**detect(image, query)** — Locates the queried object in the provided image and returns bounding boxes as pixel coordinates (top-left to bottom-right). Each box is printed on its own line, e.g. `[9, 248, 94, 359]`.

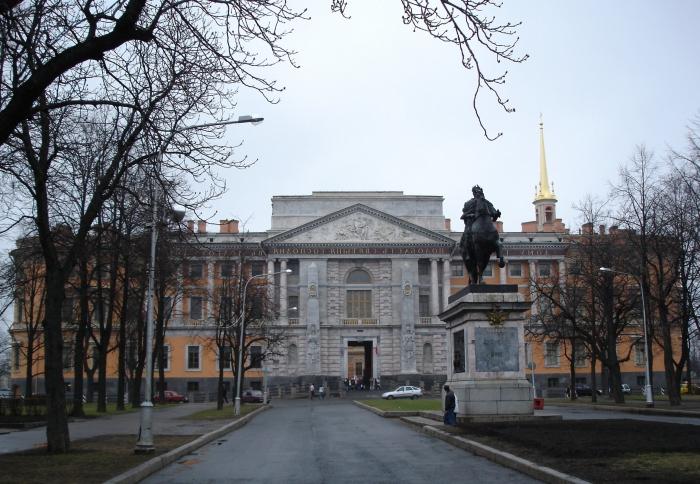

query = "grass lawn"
[452, 419, 700, 483]
[79, 402, 139, 417]
[0, 434, 196, 484]
[359, 398, 442, 412]
[185, 403, 262, 420]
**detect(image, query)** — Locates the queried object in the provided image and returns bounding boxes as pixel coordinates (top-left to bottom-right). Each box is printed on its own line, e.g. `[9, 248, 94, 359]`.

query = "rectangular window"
[575, 377, 587, 385]
[418, 261, 430, 276]
[187, 345, 200, 370]
[450, 262, 464, 277]
[156, 344, 170, 371]
[189, 262, 203, 279]
[547, 377, 560, 388]
[453, 330, 465, 373]
[634, 342, 646, 366]
[346, 290, 372, 318]
[508, 262, 522, 278]
[419, 295, 430, 317]
[288, 295, 299, 317]
[524, 342, 533, 367]
[251, 261, 265, 276]
[13, 343, 21, 370]
[187, 381, 199, 392]
[545, 341, 560, 367]
[249, 295, 264, 320]
[62, 340, 74, 369]
[62, 297, 75, 322]
[482, 262, 493, 278]
[161, 296, 173, 321]
[250, 345, 262, 369]
[221, 262, 234, 278]
[538, 261, 551, 278]
[220, 346, 232, 370]
[286, 260, 299, 276]
[220, 296, 233, 320]
[574, 341, 587, 367]
[190, 297, 203, 320]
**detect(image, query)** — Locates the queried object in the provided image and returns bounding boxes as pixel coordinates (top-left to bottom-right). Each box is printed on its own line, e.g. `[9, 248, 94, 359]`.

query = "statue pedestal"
[439, 285, 534, 420]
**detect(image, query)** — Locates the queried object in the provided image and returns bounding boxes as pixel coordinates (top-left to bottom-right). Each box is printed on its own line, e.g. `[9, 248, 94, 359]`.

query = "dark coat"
[445, 391, 456, 412]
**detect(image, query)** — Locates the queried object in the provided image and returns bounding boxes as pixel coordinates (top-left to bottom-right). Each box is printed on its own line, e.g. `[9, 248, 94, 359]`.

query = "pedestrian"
[319, 385, 325, 400]
[375, 378, 381, 391]
[444, 385, 457, 426]
[309, 383, 315, 400]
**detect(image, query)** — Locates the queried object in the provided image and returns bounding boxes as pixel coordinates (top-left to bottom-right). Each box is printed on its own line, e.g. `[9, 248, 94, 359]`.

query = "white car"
[381, 386, 422, 400]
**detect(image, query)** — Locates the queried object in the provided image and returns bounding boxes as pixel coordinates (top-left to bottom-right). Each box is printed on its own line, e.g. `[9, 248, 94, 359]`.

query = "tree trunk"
[24, 339, 34, 398]
[659, 308, 681, 405]
[590, 350, 598, 403]
[71, 257, 90, 417]
[568, 339, 577, 400]
[43, 271, 70, 452]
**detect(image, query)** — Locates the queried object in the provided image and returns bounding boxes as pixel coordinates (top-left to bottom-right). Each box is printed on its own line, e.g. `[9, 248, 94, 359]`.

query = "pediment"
[263, 204, 454, 246]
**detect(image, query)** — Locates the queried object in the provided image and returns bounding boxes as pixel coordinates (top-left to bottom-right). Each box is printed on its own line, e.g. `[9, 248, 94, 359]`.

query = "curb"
[420, 425, 589, 484]
[351, 401, 419, 418]
[550, 402, 700, 418]
[104, 404, 270, 484]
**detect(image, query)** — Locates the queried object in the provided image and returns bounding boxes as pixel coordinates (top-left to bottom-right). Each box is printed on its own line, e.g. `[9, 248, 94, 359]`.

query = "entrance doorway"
[347, 341, 373, 388]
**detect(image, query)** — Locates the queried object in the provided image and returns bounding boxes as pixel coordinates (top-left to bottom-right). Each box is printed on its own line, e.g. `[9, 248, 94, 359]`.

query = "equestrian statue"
[460, 185, 506, 284]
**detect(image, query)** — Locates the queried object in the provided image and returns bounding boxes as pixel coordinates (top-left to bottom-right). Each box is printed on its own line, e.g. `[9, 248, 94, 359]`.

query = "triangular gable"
[262, 204, 454, 246]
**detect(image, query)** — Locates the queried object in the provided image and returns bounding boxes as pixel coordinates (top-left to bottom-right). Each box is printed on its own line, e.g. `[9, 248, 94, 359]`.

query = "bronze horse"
[460, 196, 505, 284]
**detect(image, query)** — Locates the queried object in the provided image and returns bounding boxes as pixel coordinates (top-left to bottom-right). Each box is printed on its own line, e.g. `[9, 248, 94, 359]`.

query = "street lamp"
[234, 269, 292, 416]
[135, 114, 263, 453]
[599, 267, 654, 408]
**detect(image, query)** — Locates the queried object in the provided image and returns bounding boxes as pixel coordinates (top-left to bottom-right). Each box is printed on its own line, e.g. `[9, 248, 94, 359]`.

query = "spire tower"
[533, 116, 558, 231]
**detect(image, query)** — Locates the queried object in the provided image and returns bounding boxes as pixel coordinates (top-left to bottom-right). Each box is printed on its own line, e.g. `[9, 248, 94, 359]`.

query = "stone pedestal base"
[451, 379, 533, 417]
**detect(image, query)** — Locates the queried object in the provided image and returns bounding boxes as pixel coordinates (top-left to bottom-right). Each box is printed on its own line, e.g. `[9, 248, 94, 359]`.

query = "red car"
[153, 390, 189, 403]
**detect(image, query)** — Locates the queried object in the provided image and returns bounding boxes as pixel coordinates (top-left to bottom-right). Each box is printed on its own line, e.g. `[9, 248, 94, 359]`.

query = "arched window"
[545, 206, 553, 223]
[287, 344, 298, 366]
[423, 343, 433, 373]
[346, 269, 372, 318]
[347, 269, 371, 284]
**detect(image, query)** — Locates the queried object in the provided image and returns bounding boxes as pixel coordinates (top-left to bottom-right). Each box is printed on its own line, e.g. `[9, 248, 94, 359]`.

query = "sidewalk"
[0, 403, 222, 454]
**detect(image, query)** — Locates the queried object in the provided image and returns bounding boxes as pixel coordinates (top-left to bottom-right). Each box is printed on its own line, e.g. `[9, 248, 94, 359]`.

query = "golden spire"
[535, 115, 556, 201]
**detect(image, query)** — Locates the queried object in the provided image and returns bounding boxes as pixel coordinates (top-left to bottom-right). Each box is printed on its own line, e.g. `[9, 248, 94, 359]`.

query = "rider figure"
[460, 185, 501, 261]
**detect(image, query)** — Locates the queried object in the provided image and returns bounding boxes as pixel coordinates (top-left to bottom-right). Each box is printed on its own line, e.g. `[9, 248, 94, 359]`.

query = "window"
[423, 343, 433, 372]
[220, 297, 233, 320]
[286, 259, 299, 276]
[574, 341, 587, 367]
[524, 342, 533, 367]
[187, 381, 199, 392]
[251, 261, 265, 276]
[634, 342, 646, 366]
[450, 262, 464, 277]
[189, 262, 203, 278]
[221, 262, 234, 278]
[220, 346, 232, 370]
[636, 375, 646, 387]
[287, 344, 298, 366]
[347, 269, 371, 284]
[13, 343, 21, 370]
[482, 263, 493, 278]
[545, 341, 560, 367]
[547, 377, 560, 388]
[538, 262, 551, 278]
[419, 295, 430, 317]
[508, 262, 522, 278]
[418, 260, 430, 277]
[288, 296, 299, 317]
[157, 345, 171, 371]
[249, 294, 264, 320]
[453, 330, 465, 373]
[62, 297, 75, 322]
[62, 340, 74, 369]
[545, 206, 553, 223]
[187, 345, 201, 370]
[250, 346, 262, 368]
[347, 290, 372, 318]
[161, 296, 173, 321]
[190, 297, 203, 320]
[575, 377, 587, 385]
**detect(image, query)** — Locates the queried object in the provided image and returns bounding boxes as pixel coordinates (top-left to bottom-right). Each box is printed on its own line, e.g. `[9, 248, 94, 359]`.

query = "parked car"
[574, 385, 602, 397]
[0, 388, 13, 399]
[241, 389, 264, 403]
[381, 386, 422, 400]
[153, 390, 189, 403]
[621, 384, 631, 394]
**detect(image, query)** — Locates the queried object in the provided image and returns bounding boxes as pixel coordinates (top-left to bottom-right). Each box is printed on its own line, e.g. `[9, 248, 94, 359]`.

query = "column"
[207, 260, 214, 320]
[500, 260, 508, 284]
[430, 258, 439, 317]
[442, 259, 451, 310]
[529, 260, 538, 316]
[279, 259, 288, 325]
[267, 259, 275, 309]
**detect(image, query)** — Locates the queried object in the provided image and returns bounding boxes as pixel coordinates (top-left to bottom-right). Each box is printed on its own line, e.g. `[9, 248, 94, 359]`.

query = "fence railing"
[341, 318, 378, 325]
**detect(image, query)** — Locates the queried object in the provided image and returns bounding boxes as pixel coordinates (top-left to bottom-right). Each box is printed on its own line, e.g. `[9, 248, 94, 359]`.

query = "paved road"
[144, 400, 537, 484]
[540, 405, 700, 426]
[0, 403, 220, 454]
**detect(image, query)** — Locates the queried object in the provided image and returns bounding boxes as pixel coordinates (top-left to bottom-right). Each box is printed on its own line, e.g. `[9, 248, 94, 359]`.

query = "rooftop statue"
[460, 185, 505, 284]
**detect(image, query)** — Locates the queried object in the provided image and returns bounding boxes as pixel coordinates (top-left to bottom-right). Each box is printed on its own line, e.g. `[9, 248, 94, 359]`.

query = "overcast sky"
[206, 0, 700, 234]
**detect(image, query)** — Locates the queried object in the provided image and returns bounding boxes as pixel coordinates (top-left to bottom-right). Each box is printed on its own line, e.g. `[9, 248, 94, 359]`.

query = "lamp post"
[599, 267, 654, 407]
[135, 115, 263, 453]
[234, 269, 292, 416]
